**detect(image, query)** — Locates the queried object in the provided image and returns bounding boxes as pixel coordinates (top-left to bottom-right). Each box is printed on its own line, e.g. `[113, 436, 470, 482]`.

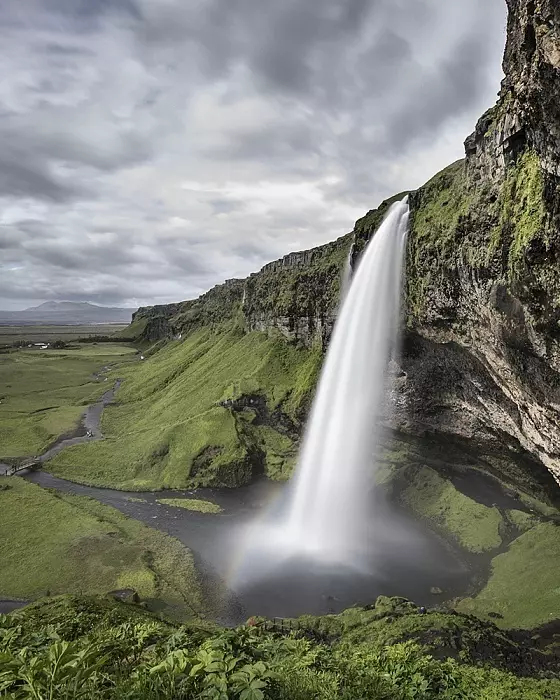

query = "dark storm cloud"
[0, 142, 84, 201]
[0, 0, 507, 310]
[382, 33, 496, 152]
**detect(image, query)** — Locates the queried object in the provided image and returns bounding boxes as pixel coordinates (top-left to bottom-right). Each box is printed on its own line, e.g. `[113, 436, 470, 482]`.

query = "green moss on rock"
[457, 522, 560, 628]
[400, 466, 503, 553]
[486, 150, 548, 278]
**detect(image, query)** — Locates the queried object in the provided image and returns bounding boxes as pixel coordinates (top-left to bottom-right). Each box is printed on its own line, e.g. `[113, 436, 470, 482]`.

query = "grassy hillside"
[0, 344, 137, 459]
[1, 594, 559, 699]
[400, 466, 503, 553]
[378, 446, 560, 629]
[0, 477, 202, 619]
[457, 521, 560, 628]
[48, 327, 322, 490]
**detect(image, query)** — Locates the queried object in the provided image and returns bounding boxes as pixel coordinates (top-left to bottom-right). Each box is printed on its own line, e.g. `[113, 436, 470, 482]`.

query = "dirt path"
[0, 377, 121, 475]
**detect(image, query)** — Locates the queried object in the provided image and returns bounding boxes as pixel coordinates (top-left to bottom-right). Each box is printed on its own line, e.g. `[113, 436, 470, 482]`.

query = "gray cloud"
[0, 142, 84, 201]
[0, 0, 507, 310]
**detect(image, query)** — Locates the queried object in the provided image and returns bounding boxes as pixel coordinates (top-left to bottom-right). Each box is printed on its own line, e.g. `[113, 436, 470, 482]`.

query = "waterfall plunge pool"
[16, 452, 515, 624]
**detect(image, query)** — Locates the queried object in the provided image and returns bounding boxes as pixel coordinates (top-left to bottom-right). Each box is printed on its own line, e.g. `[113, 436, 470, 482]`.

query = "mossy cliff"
[397, 0, 560, 487]
[123, 0, 560, 492]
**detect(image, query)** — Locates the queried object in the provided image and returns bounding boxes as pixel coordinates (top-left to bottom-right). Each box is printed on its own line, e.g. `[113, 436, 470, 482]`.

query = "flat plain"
[0, 342, 137, 459]
[0, 324, 128, 346]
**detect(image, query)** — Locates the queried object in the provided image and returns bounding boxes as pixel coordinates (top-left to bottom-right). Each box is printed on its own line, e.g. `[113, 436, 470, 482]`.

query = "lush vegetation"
[1, 595, 559, 699]
[399, 466, 503, 553]
[157, 498, 223, 514]
[457, 521, 560, 628]
[48, 327, 322, 490]
[0, 478, 202, 619]
[0, 344, 136, 459]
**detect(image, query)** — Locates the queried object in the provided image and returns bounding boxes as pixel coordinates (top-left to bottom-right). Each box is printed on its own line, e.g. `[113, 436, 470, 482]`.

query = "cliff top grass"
[48, 327, 321, 490]
[0, 343, 136, 460]
[0, 477, 202, 619]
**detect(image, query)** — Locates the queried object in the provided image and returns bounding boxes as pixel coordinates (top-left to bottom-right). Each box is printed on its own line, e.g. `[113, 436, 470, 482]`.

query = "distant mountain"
[0, 302, 134, 326]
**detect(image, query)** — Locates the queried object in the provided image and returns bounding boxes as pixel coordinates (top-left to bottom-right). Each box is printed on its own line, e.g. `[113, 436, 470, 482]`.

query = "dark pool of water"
[21, 469, 472, 624]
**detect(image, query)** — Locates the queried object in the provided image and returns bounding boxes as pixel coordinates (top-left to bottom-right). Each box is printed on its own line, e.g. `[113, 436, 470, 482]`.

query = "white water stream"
[282, 198, 410, 562]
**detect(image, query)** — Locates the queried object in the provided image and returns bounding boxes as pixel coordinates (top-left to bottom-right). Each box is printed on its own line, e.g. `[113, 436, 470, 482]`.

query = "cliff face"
[399, 0, 560, 487]
[129, 0, 560, 489]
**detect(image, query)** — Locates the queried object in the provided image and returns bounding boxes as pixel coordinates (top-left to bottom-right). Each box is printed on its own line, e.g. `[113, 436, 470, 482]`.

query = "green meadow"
[48, 327, 321, 490]
[0, 477, 202, 619]
[457, 520, 560, 628]
[0, 324, 128, 346]
[0, 343, 137, 460]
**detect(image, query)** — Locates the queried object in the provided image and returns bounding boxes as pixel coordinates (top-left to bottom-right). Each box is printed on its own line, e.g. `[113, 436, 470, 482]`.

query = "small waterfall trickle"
[283, 198, 409, 562]
[339, 245, 354, 302]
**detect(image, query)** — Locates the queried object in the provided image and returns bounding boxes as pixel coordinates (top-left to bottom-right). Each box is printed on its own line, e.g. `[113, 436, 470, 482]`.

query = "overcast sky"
[0, 0, 506, 311]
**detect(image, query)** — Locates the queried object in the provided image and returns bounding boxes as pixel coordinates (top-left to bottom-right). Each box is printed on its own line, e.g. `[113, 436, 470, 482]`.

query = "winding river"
[0, 370, 536, 623]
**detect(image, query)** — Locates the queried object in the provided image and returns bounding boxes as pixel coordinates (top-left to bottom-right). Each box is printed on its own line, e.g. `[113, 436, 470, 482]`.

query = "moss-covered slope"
[49, 327, 322, 489]
[0, 477, 202, 619]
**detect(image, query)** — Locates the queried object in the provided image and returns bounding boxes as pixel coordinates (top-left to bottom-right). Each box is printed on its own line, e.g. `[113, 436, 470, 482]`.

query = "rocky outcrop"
[397, 0, 560, 486]
[130, 194, 404, 349]
[132, 279, 245, 342]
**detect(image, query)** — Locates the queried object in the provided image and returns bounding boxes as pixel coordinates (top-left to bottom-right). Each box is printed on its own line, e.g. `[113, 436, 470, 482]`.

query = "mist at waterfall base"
[229, 198, 462, 618]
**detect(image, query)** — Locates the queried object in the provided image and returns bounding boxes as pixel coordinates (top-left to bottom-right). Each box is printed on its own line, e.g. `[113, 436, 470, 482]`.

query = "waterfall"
[282, 198, 409, 563]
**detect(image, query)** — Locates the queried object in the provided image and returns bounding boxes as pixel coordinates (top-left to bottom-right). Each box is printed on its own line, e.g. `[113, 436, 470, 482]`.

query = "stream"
[0, 370, 534, 623]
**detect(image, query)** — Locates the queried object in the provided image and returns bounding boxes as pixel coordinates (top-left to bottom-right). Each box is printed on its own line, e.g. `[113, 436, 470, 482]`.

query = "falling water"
[339, 245, 353, 302]
[283, 197, 409, 563]
[232, 198, 410, 595]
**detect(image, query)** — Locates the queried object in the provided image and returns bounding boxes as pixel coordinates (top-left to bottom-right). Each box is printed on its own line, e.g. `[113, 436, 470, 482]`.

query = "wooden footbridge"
[2, 458, 41, 476]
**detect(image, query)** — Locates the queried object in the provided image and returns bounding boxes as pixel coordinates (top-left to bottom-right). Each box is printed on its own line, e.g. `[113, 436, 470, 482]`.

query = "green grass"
[0, 324, 128, 345]
[506, 508, 538, 533]
[0, 344, 137, 459]
[157, 498, 223, 514]
[0, 477, 202, 618]
[457, 521, 560, 628]
[115, 317, 148, 340]
[48, 327, 319, 490]
[400, 467, 503, 553]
